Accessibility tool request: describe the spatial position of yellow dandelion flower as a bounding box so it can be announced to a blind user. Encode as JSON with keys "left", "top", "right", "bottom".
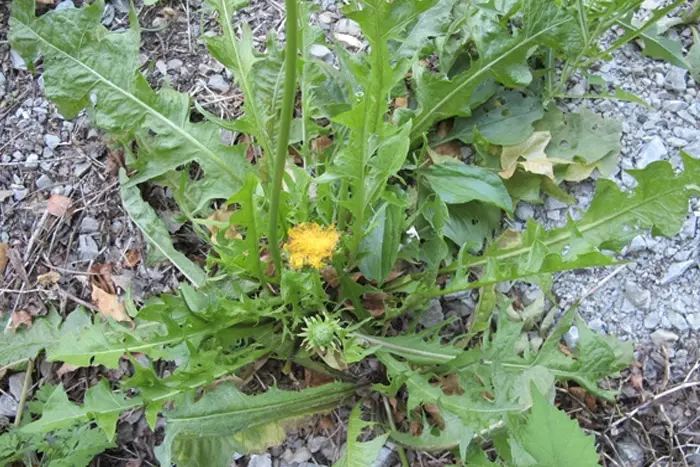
{"left": 284, "top": 223, "right": 340, "bottom": 269}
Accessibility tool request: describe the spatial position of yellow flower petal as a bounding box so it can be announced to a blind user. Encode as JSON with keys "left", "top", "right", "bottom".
{"left": 283, "top": 223, "right": 339, "bottom": 270}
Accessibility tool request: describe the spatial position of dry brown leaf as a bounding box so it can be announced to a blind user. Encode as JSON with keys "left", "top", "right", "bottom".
{"left": 423, "top": 403, "right": 444, "bottom": 428}
{"left": 37, "top": 271, "right": 61, "bottom": 286}
{"left": 0, "top": 243, "right": 8, "bottom": 274}
{"left": 36, "top": 0, "right": 54, "bottom": 4}
{"left": 321, "top": 265, "right": 339, "bottom": 288}
{"left": 311, "top": 136, "right": 333, "bottom": 155}
{"left": 92, "top": 284, "right": 133, "bottom": 325}
{"left": 56, "top": 363, "right": 79, "bottom": 377}
{"left": 629, "top": 366, "right": 644, "bottom": 392}
{"left": 304, "top": 368, "right": 335, "bottom": 388}
{"left": 10, "top": 311, "right": 33, "bottom": 331}
{"left": 435, "top": 119, "right": 454, "bottom": 139}
{"left": 362, "top": 292, "right": 389, "bottom": 318}
{"left": 393, "top": 97, "right": 408, "bottom": 109}
{"left": 318, "top": 414, "right": 335, "bottom": 430}
{"left": 107, "top": 148, "right": 125, "bottom": 175}
{"left": 47, "top": 194, "right": 72, "bottom": 217}
{"left": 432, "top": 141, "right": 462, "bottom": 158}
{"left": 90, "top": 263, "right": 116, "bottom": 294}
{"left": 123, "top": 249, "right": 142, "bottom": 268}
{"left": 206, "top": 208, "right": 240, "bottom": 243}
{"left": 410, "top": 420, "right": 422, "bottom": 436}
{"left": 437, "top": 374, "right": 464, "bottom": 396}
{"left": 500, "top": 131, "right": 554, "bottom": 180}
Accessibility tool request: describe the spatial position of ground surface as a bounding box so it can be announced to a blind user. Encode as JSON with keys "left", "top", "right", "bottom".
{"left": 1, "top": 0, "right": 699, "bottom": 466}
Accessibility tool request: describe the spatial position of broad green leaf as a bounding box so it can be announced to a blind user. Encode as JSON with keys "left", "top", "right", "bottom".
{"left": 358, "top": 202, "right": 403, "bottom": 284}
{"left": 422, "top": 160, "right": 513, "bottom": 212}
{"left": 443, "top": 202, "right": 502, "bottom": 252}
{"left": 617, "top": 14, "right": 690, "bottom": 69}
{"left": 9, "top": 0, "right": 248, "bottom": 192}
{"left": 439, "top": 153, "right": 700, "bottom": 295}
{"left": 511, "top": 387, "right": 599, "bottom": 466}
{"left": 158, "top": 382, "right": 356, "bottom": 466}
{"left": 448, "top": 90, "right": 544, "bottom": 146}
{"left": 352, "top": 333, "right": 461, "bottom": 365}
{"left": 390, "top": 411, "right": 467, "bottom": 453}
{"left": 388, "top": 0, "right": 454, "bottom": 60}
{"left": 689, "top": 27, "right": 700, "bottom": 81}
{"left": 121, "top": 173, "right": 208, "bottom": 287}
{"left": 334, "top": 406, "right": 389, "bottom": 467}
{"left": 0, "top": 309, "right": 90, "bottom": 367}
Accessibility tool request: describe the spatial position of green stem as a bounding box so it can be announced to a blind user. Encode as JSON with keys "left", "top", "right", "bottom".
{"left": 14, "top": 358, "right": 34, "bottom": 427}
{"left": 268, "top": 0, "right": 299, "bottom": 281}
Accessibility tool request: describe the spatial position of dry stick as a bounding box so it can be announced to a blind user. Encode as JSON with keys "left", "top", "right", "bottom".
{"left": 609, "top": 380, "right": 700, "bottom": 430}
{"left": 382, "top": 396, "right": 410, "bottom": 467}
{"left": 576, "top": 264, "right": 628, "bottom": 305}
{"left": 14, "top": 358, "right": 34, "bottom": 427}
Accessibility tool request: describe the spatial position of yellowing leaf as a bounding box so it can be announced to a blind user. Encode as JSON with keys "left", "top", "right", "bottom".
{"left": 37, "top": 271, "right": 61, "bottom": 285}
{"left": 91, "top": 285, "right": 133, "bottom": 325}
{"left": 0, "top": 243, "right": 8, "bottom": 274}
{"left": 500, "top": 131, "right": 553, "bottom": 179}
{"left": 47, "top": 194, "right": 72, "bottom": 217}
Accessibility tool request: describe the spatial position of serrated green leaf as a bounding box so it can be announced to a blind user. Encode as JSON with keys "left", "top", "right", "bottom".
{"left": 388, "top": 0, "right": 454, "bottom": 60}
{"left": 512, "top": 387, "right": 599, "bottom": 467}
{"left": 334, "top": 405, "right": 389, "bottom": 467}
{"left": 443, "top": 202, "right": 502, "bottom": 252}
{"left": 422, "top": 160, "right": 513, "bottom": 212}
{"left": 9, "top": 0, "right": 248, "bottom": 192}
{"left": 353, "top": 333, "right": 461, "bottom": 365}
{"left": 689, "top": 27, "right": 700, "bottom": 81}
{"left": 617, "top": 14, "right": 690, "bottom": 69}
{"left": 358, "top": 202, "right": 403, "bottom": 284}
{"left": 390, "top": 411, "right": 467, "bottom": 453}
{"left": 447, "top": 90, "right": 544, "bottom": 146}
{"left": 159, "top": 382, "right": 356, "bottom": 466}
{"left": 120, "top": 173, "right": 208, "bottom": 287}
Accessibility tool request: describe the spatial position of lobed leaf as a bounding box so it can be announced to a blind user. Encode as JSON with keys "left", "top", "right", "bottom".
{"left": 334, "top": 406, "right": 389, "bottom": 467}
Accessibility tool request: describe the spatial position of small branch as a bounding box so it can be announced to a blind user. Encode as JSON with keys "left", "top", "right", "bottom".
{"left": 382, "top": 396, "right": 410, "bottom": 467}
{"left": 14, "top": 358, "right": 34, "bottom": 428}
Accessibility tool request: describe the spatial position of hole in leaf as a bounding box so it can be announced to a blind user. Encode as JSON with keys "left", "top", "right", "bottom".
{"left": 501, "top": 109, "right": 512, "bottom": 117}
{"left": 559, "top": 140, "right": 570, "bottom": 149}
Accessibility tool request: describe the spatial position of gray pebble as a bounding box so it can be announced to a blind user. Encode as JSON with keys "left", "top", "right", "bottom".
{"left": 661, "top": 100, "right": 687, "bottom": 112}
{"left": 515, "top": 202, "right": 535, "bottom": 221}
{"left": 667, "top": 310, "right": 688, "bottom": 332}
{"left": 100, "top": 3, "right": 115, "bottom": 26}
{"left": 24, "top": 153, "right": 39, "bottom": 170}
{"left": 419, "top": 299, "right": 444, "bottom": 328}
{"left": 650, "top": 329, "right": 679, "bottom": 347}
{"left": 643, "top": 312, "right": 661, "bottom": 329}
{"left": 564, "top": 326, "right": 579, "bottom": 350}
{"left": 615, "top": 437, "right": 645, "bottom": 467}
{"left": 167, "top": 58, "right": 183, "bottom": 71}
{"left": 74, "top": 162, "right": 91, "bottom": 177}
{"left": 664, "top": 66, "right": 688, "bottom": 92}
{"left": 207, "top": 74, "right": 230, "bottom": 93}
{"left": 44, "top": 134, "right": 61, "bottom": 150}
{"left": 308, "top": 435, "right": 330, "bottom": 453}
{"left": 11, "top": 50, "right": 26, "bottom": 70}
{"left": 686, "top": 314, "right": 700, "bottom": 332}
{"left": 288, "top": 447, "right": 311, "bottom": 464}
{"left": 0, "top": 395, "right": 18, "bottom": 418}
{"left": 310, "top": 44, "right": 333, "bottom": 61}
{"left": 78, "top": 235, "right": 99, "bottom": 260}
{"left": 13, "top": 187, "right": 28, "bottom": 202}
{"left": 660, "top": 259, "right": 696, "bottom": 284}
{"left": 635, "top": 136, "right": 666, "bottom": 168}
{"left": 335, "top": 18, "right": 361, "bottom": 36}
{"left": 624, "top": 280, "right": 651, "bottom": 311}
{"left": 56, "top": 0, "right": 75, "bottom": 9}
{"left": 248, "top": 454, "right": 272, "bottom": 467}
{"left": 80, "top": 216, "right": 100, "bottom": 233}
{"left": 35, "top": 174, "right": 53, "bottom": 191}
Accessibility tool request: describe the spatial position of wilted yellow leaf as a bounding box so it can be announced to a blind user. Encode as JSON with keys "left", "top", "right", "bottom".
{"left": 500, "top": 131, "right": 554, "bottom": 180}
{"left": 92, "top": 284, "right": 133, "bottom": 325}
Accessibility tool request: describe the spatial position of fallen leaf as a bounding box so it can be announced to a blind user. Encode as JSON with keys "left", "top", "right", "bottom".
{"left": 56, "top": 363, "right": 79, "bottom": 377}
{"left": 36, "top": 0, "right": 54, "bottom": 4}
{"left": 437, "top": 374, "right": 464, "bottom": 396}
{"left": 206, "top": 208, "right": 240, "bottom": 243}
{"left": 423, "top": 403, "right": 444, "bottom": 428}
{"left": 321, "top": 265, "right": 339, "bottom": 288}
{"left": 410, "top": 420, "right": 423, "bottom": 436}
{"left": 629, "top": 366, "right": 644, "bottom": 392}
{"left": 436, "top": 119, "right": 453, "bottom": 139}
{"left": 47, "top": 194, "right": 72, "bottom": 217}
{"left": 362, "top": 292, "right": 389, "bottom": 318}
{"left": 92, "top": 284, "right": 133, "bottom": 325}
{"left": 10, "top": 311, "right": 33, "bottom": 331}
{"left": 569, "top": 387, "right": 597, "bottom": 410}
{"left": 304, "top": 368, "right": 335, "bottom": 388}
{"left": 318, "top": 414, "right": 335, "bottom": 430}
{"left": 393, "top": 97, "right": 408, "bottom": 109}
{"left": 432, "top": 141, "right": 462, "bottom": 158}
{"left": 0, "top": 190, "right": 12, "bottom": 203}
{"left": 311, "top": 136, "right": 333, "bottom": 155}
{"left": 37, "top": 271, "right": 61, "bottom": 286}
{"left": 107, "top": 148, "right": 125, "bottom": 175}
{"left": 500, "top": 131, "right": 554, "bottom": 179}
{"left": 0, "top": 243, "right": 8, "bottom": 274}
{"left": 90, "top": 263, "right": 116, "bottom": 294}
{"left": 123, "top": 249, "right": 142, "bottom": 268}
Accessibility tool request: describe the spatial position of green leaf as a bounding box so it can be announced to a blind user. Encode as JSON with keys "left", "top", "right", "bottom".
{"left": 159, "top": 382, "right": 356, "bottom": 466}
{"left": 9, "top": 0, "right": 248, "bottom": 191}
{"left": 120, "top": 172, "right": 208, "bottom": 287}
{"left": 352, "top": 333, "right": 461, "bottom": 365}
{"left": 448, "top": 90, "right": 544, "bottom": 146}
{"left": 334, "top": 405, "right": 389, "bottom": 467}
{"left": 443, "top": 202, "right": 502, "bottom": 251}
{"left": 617, "top": 14, "right": 690, "bottom": 69}
{"left": 0, "top": 309, "right": 90, "bottom": 367}
{"left": 390, "top": 411, "right": 467, "bottom": 453}
{"left": 689, "top": 27, "right": 700, "bottom": 81}
{"left": 511, "top": 387, "right": 599, "bottom": 467}
{"left": 358, "top": 202, "right": 403, "bottom": 284}
{"left": 388, "top": 0, "right": 454, "bottom": 60}
{"left": 422, "top": 160, "right": 513, "bottom": 212}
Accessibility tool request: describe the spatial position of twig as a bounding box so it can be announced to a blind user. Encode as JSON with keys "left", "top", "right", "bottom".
{"left": 609, "top": 381, "right": 700, "bottom": 430}
{"left": 382, "top": 396, "right": 410, "bottom": 467}
{"left": 0, "top": 358, "right": 30, "bottom": 375}
{"left": 576, "top": 264, "right": 628, "bottom": 304}
{"left": 14, "top": 358, "right": 34, "bottom": 427}
{"left": 57, "top": 288, "right": 99, "bottom": 312}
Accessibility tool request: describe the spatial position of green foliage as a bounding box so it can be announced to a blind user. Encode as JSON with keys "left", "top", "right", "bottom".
{"left": 7, "top": 0, "right": 697, "bottom": 465}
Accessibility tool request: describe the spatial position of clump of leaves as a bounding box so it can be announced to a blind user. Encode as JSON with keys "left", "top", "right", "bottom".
{"left": 5, "top": 0, "right": 700, "bottom": 465}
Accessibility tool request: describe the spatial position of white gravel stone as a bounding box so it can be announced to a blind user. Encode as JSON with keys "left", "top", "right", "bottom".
{"left": 310, "top": 44, "right": 333, "bottom": 61}
{"left": 665, "top": 67, "right": 688, "bottom": 92}
{"left": 636, "top": 136, "right": 666, "bottom": 168}
{"left": 660, "top": 260, "right": 696, "bottom": 285}
{"left": 207, "top": 74, "right": 230, "bottom": 93}
{"left": 651, "top": 329, "right": 679, "bottom": 347}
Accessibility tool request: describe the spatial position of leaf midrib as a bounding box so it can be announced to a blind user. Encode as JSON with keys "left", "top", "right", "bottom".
{"left": 17, "top": 17, "right": 243, "bottom": 185}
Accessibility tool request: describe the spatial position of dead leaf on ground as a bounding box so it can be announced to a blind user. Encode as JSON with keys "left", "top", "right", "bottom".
{"left": 37, "top": 271, "right": 61, "bottom": 286}
{"left": 206, "top": 208, "right": 240, "bottom": 243}
{"left": 569, "top": 386, "right": 597, "bottom": 410}
{"left": 304, "top": 368, "right": 335, "bottom": 388}
{"left": 393, "top": 97, "right": 408, "bottom": 109}
{"left": 318, "top": 414, "right": 335, "bottom": 430}
{"left": 435, "top": 119, "right": 454, "bottom": 139}
{"left": 92, "top": 284, "right": 133, "bottom": 325}
{"left": 436, "top": 374, "right": 464, "bottom": 396}
{"left": 0, "top": 243, "right": 8, "bottom": 274}
{"left": 10, "top": 311, "right": 33, "bottom": 331}
{"left": 47, "top": 194, "right": 72, "bottom": 217}
{"left": 432, "top": 140, "right": 462, "bottom": 158}
{"left": 311, "top": 136, "right": 333, "bottom": 156}
{"left": 321, "top": 265, "right": 339, "bottom": 288}
{"left": 362, "top": 292, "right": 390, "bottom": 318}
{"left": 423, "top": 403, "right": 444, "bottom": 428}
{"left": 90, "top": 263, "right": 116, "bottom": 294}
{"left": 56, "top": 363, "right": 79, "bottom": 377}
{"left": 410, "top": 420, "right": 422, "bottom": 436}
{"left": 500, "top": 131, "right": 554, "bottom": 180}
{"left": 123, "top": 249, "right": 142, "bottom": 268}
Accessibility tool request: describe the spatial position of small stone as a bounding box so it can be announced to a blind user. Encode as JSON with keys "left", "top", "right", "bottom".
{"left": 36, "top": 174, "right": 53, "bottom": 191}
{"left": 374, "top": 444, "right": 397, "bottom": 467}
{"left": 624, "top": 280, "right": 651, "bottom": 311}
{"left": 665, "top": 67, "right": 688, "bottom": 92}
{"left": 11, "top": 50, "right": 26, "bottom": 70}
{"left": 288, "top": 447, "right": 312, "bottom": 464}
{"left": 55, "top": 0, "right": 75, "bottom": 9}
{"left": 207, "top": 74, "right": 230, "bottom": 93}
{"left": 80, "top": 216, "right": 100, "bottom": 233}
{"left": 248, "top": 454, "right": 272, "bottom": 467}
{"left": 643, "top": 312, "right": 661, "bottom": 329}
{"left": 110, "top": 220, "right": 123, "bottom": 234}
{"left": 627, "top": 235, "right": 647, "bottom": 253}
{"left": 564, "top": 326, "right": 579, "bottom": 350}
{"left": 155, "top": 60, "right": 167, "bottom": 76}
{"left": 674, "top": 127, "right": 700, "bottom": 141}
{"left": 78, "top": 235, "right": 99, "bottom": 260}
{"left": 660, "top": 259, "right": 696, "bottom": 284}
{"left": 615, "top": 437, "right": 645, "bottom": 467}
{"left": 588, "top": 318, "right": 606, "bottom": 334}
{"left": 44, "top": 134, "right": 61, "bottom": 149}
{"left": 522, "top": 288, "right": 542, "bottom": 307}
{"left": 24, "top": 153, "right": 40, "bottom": 170}
{"left": 544, "top": 196, "right": 568, "bottom": 210}
{"left": 667, "top": 136, "right": 688, "bottom": 148}
{"left": 419, "top": 299, "right": 444, "bottom": 328}
{"left": 310, "top": 44, "right": 333, "bottom": 61}
{"left": 167, "top": 58, "right": 184, "bottom": 71}
{"left": 317, "top": 12, "right": 334, "bottom": 25}
{"left": 74, "top": 162, "right": 91, "bottom": 177}
{"left": 308, "top": 435, "right": 330, "bottom": 453}
{"left": 662, "top": 100, "right": 688, "bottom": 112}
{"left": 0, "top": 395, "right": 18, "bottom": 417}
{"left": 335, "top": 18, "right": 361, "bottom": 36}
{"left": 686, "top": 314, "right": 700, "bottom": 332}
{"left": 334, "top": 32, "right": 364, "bottom": 49}
{"left": 100, "top": 3, "right": 115, "bottom": 26}
{"left": 651, "top": 329, "right": 679, "bottom": 347}
{"left": 13, "top": 187, "right": 28, "bottom": 202}
{"left": 667, "top": 311, "right": 688, "bottom": 332}
{"left": 636, "top": 136, "right": 666, "bottom": 168}
{"left": 515, "top": 202, "right": 535, "bottom": 221}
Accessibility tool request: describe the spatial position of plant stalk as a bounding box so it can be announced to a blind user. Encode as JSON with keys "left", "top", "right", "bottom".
{"left": 14, "top": 358, "right": 34, "bottom": 427}
{"left": 268, "top": 0, "right": 299, "bottom": 281}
